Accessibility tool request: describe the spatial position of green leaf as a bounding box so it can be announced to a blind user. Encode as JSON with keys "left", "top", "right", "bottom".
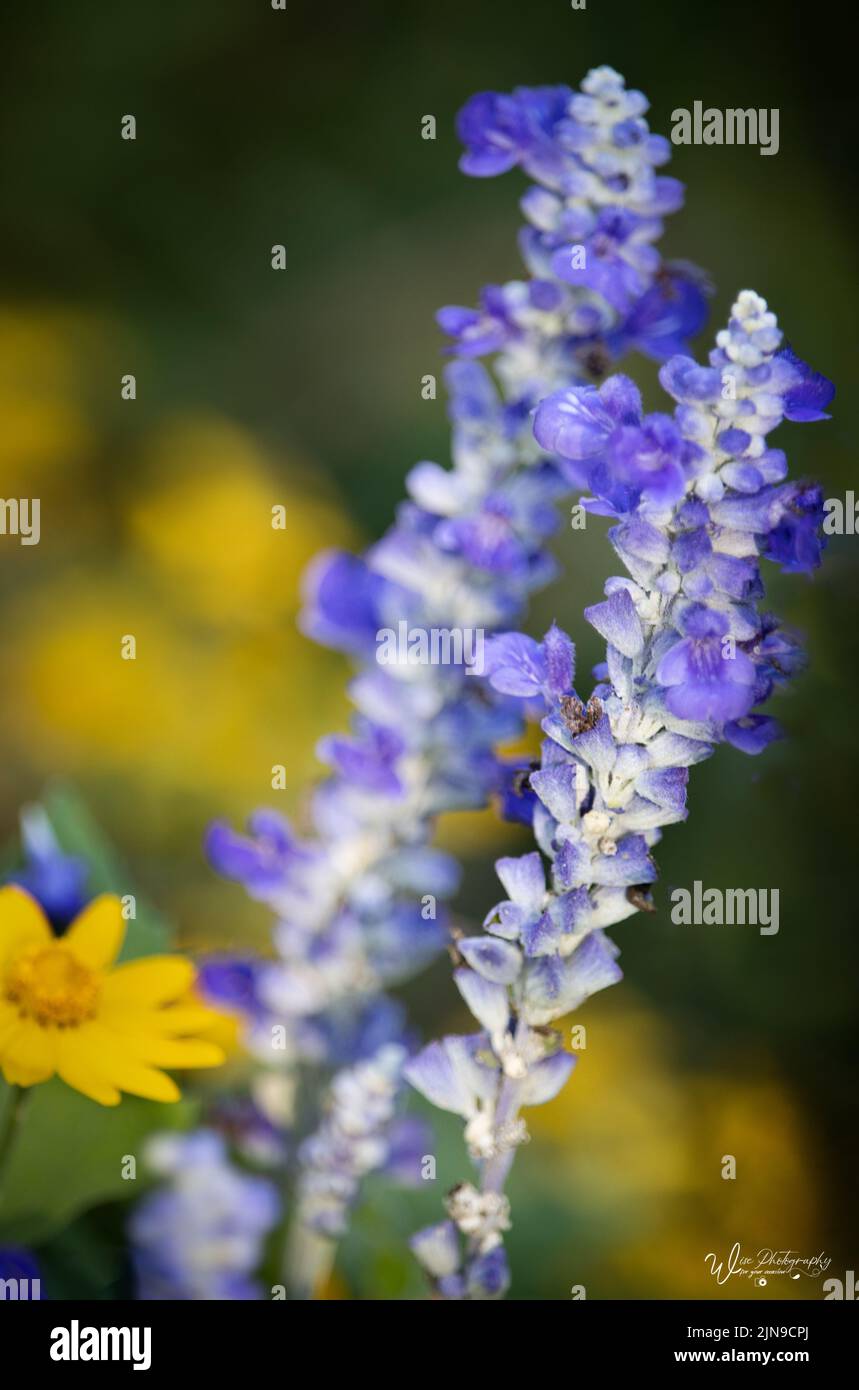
{"left": 40, "top": 780, "right": 172, "bottom": 961}
{"left": 0, "top": 1078, "right": 197, "bottom": 1245}
{"left": 34, "top": 1208, "right": 134, "bottom": 1301}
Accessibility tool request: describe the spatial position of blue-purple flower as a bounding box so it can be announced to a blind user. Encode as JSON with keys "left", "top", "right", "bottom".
{"left": 197, "top": 66, "right": 711, "bottom": 1296}
{"left": 407, "top": 290, "right": 831, "bottom": 1298}
{"left": 656, "top": 605, "right": 757, "bottom": 723}
{"left": 5, "top": 807, "right": 88, "bottom": 932}
{"left": 130, "top": 1132, "right": 280, "bottom": 1301}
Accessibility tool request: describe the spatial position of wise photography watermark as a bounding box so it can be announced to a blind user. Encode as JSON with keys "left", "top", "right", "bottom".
{"left": 376, "top": 622, "right": 485, "bottom": 674}
{"left": 704, "top": 1241, "right": 830, "bottom": 1288}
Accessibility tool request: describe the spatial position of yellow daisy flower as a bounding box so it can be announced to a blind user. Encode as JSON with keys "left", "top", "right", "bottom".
{"left": 0, "top": 886, "right": 226, "bottom": 1106}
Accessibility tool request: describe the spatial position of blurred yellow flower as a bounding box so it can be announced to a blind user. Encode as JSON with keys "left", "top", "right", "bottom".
{"left": 128, "top": 416, "right": 360, "bottom": 627}
{"left": 0, "top": 309, "right": 104, "bottom": 492}
{"left": 0, "top": 887, "right": 225, "bottom": 1106}
{"left": 525, "top": 992, "right": 819, "bottom": 1298}
{"left": 2, "top": 574, "right": 350, "bottom": 822}
{"left": 1, "top": 405, "right": 362, "bottom": 866}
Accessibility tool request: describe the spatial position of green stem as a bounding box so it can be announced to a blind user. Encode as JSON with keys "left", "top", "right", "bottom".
{"left": 0, "top": 1085, "right": 27, "bottom": 1195}
{"left": 284, "top": 1213, "right": 336, "bottom": 1299}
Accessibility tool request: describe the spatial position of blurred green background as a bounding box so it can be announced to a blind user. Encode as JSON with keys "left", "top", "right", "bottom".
{"left": 0, "top": 0, "right": 856, "bottom": 1298}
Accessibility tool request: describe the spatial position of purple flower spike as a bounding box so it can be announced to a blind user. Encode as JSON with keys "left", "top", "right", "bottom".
{"left": 585, "top": 587, "right": 644, "bottom": 658}
{"left": 595, "top": 413, "right": 688, "bottom": 513}
{"left": 534, "top": 376, "right": 642, "bottom": 461}
{"left": 657, "top": 631, "right": 757, "bottom": 725}
{"left": 301, "top": 551, "right": 390, "bottom": 655}
{"left": 483, "top": 625, "right": 575, "bottom": 702}
{"left": 409, "top": 256, "right": 829, "bottom": 1307}
{"left": 764, "top": 481, "right": 827, "bottom": 573}
{"left": 617, "top": 263, "right": 711, "bottom": 361}
{"left": 456, "top": 86, "right": 572, "bottom": 179}
{"left": 724, "top": 714, "right": 784, "bottom": 755}
{"left": 777, "top": 345, "right": 835, "bottom": 422}
{"left": 659, "top": 355, "right": 722, "bottom": 403}
{"left": 205, "top": 809, "right": 301, "bottom": 899}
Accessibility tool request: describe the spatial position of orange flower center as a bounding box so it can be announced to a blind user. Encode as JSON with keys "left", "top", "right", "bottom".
{"left": 5, "top": 945, "right": 101, "bottom": 1027}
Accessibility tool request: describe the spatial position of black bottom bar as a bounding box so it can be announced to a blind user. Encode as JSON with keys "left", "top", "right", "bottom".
{"left": 4, "top": 1296, "right": 852, "bottom": 1375}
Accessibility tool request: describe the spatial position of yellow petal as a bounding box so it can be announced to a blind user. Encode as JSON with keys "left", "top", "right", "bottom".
{"left": 100, "top": 1058, "right": 180, "bottom": 1103}
{"left": 106, "top": 1059, "right": 181, "bottom": 1103}
{"left": 0, "top": 998, "right": 22, "bottom": 1049}
{"left": 64, "top": 895, "right": 125, "bottom": 970}
{"left": 0, "top": 1016, "right": 56, "bottom": 1080}
{"left": 2, "top": 1058, "right": 51, "bottom": 1088}
{"left": 123, "top": 1036, "right": 226, "bottom": 1069}
{"left": 0, "top": 886, "right": 52, "bottom": 969}
{"left": 101, "top": 1004, "right": 225, "bottom": 1035}
{"left": 63, "top": 1023, "right": 181, "bottom": 1103}
{"left": 55, "top": 1029, "right": 121, "bottom": 1106}
{"left": 102, "top": 956, "right": 196, "bottom": 1006}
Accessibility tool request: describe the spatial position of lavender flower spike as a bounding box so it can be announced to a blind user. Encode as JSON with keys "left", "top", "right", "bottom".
{"left": 407, "top": 291, "right": 832, "bottom": 1298}
{"left": 204, "top": 67, "right": 705, "bottom": 1291}
{"left": 288, "top": 1042, "right": 430, "bottom": 1295}
{"left": 130, "top": 1132, "right": 280, "bottom": 1301}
